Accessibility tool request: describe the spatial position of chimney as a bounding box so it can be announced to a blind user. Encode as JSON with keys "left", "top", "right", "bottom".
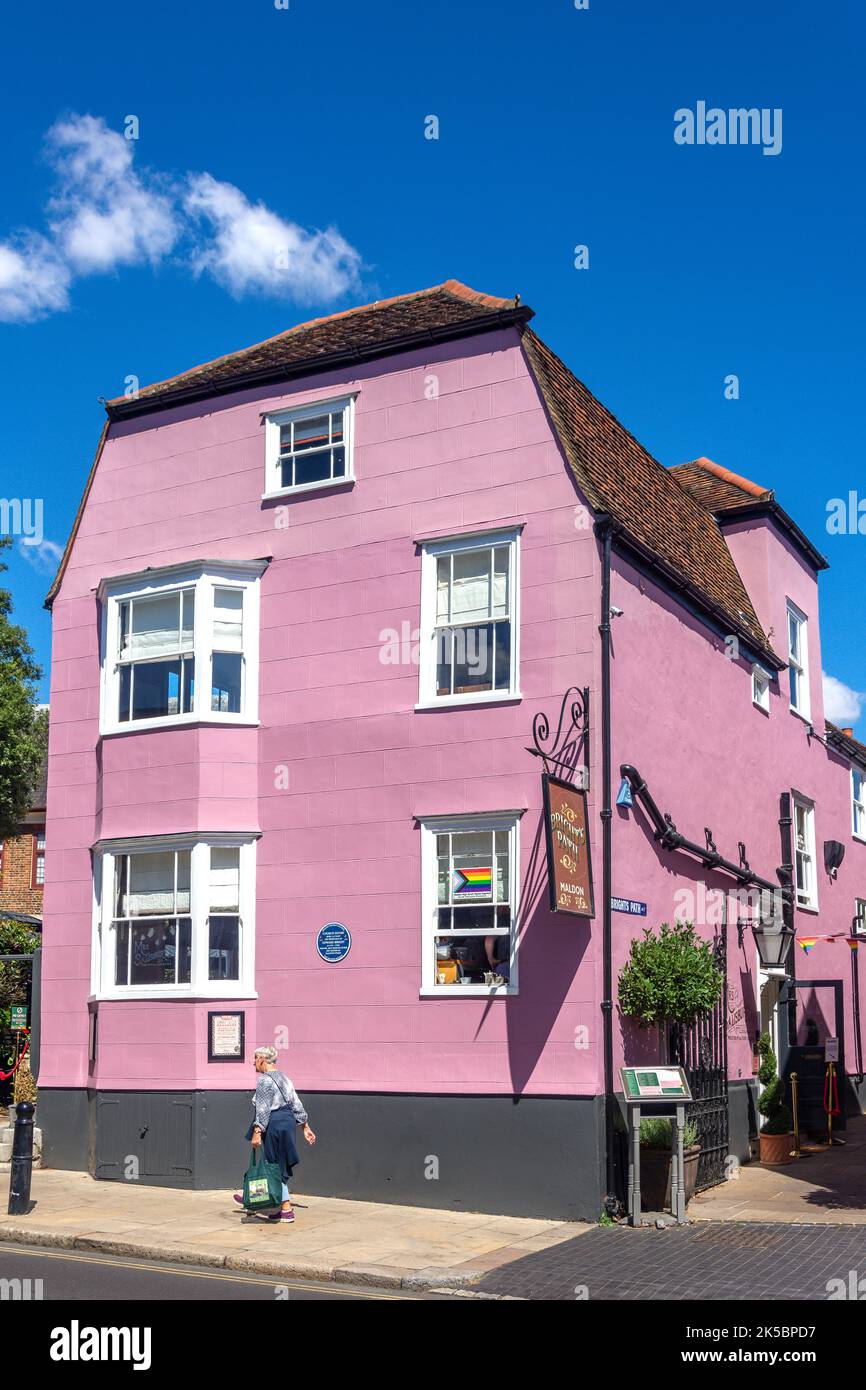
{"left": 842, "top": 727, "right": 854, "bottom": 738}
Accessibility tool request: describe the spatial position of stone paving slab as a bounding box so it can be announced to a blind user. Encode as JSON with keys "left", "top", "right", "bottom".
{"left": 0, "top": 1168, "right": 582, "bottom": 1291}
{"left": 476, "top": 1222, "right": 866, "bottom": 1301}
{"left": 690, "top": 1115, "right": 866, "bottom": 1223}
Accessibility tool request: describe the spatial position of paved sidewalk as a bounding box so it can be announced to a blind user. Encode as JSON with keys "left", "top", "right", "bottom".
{"left": 0, "top": 1169, "right": 585, "bottom": 1292}
{"left": 476, "top": 1222, "right": 866, "bottom": 1300}
{"left": 690, "top": 1115, "right": 866, "bottom": 1224}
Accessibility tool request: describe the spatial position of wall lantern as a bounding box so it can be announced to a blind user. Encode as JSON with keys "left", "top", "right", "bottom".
{"left": 752, "top": 918, "right": 795, "bottom": 972}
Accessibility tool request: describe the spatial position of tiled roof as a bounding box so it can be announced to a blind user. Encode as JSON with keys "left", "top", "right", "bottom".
{"left": 670, "top": 456, "right": 828, "bottom": 573}
{"left": 48, "top": 282, "right": 785, "bottom": 663}
{"left": 105, "top": 280, "right": 530, "bottom": 417}
{"left": 519, "top": 330, "right": 776, "bottom": 661}
{"left": 826, "top": 722, "right": 866, "bottom": 768}
{"left": 670, "top": 457, "right": 773, "bottom": 512}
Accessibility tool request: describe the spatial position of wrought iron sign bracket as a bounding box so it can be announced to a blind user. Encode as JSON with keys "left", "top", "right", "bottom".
{"left": 526, "top": 685, "right": 590, "bottom": 787}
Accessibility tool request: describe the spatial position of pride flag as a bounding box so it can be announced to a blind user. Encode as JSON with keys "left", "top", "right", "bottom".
{"left": 797, "top": 937, "right": 818, "bottom": 954}
{"left": 453, "top": 866, "right": 493, "bottom": 898}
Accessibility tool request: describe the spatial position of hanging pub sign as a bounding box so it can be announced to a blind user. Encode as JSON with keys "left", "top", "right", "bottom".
{"left": 542, "top": 773, "right": 595, "bottom": 918}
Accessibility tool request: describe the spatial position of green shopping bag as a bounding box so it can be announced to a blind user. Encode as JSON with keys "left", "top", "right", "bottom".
{"left": 242, "top": 1147, "right": 283, "bottom": 1212}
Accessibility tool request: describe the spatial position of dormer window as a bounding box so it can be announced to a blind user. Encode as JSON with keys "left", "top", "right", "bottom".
{"left": 752, "top": 664, "right": 770, "bottom": 713}
{"left": 264, "top": 395, "right": 355, "bottom": 499}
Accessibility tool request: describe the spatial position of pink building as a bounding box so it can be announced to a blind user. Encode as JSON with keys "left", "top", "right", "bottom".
{"left": 38, "top": 281, "right": 866, "bottom": 1218}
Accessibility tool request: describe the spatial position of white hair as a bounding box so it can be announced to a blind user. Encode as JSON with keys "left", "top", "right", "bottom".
{"left": 254, "top": 1045, "right": 278, "bottom": 1065}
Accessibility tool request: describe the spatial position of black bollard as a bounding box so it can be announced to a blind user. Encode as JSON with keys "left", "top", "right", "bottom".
{"left": 7, "top": 1101, "right": 35, "bottom": 1216}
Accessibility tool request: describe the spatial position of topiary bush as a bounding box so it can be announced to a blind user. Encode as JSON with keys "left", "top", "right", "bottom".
{"left": 756, "top": 1031, "right": 793, "bottom": 1134}
{"left": 618, "top": 920, "right": 723, "bottom": 1028}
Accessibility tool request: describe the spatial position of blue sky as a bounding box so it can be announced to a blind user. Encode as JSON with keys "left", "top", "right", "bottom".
{"left": 1, "top": 0, "right": 864, "bottom": 725}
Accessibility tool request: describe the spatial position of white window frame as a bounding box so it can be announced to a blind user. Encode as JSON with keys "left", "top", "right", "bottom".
{"left": 852, "top": 769, "right": 866, "bottom": 842}
{"left": 99, "top": 560, "right": 266, "bottom": 736}
{"left": 417, "top": 528, "right": 521, "bottom": 709}
{"left": 419, "top": 811, "right": 521, "bottom": 997}
{"left": 92, "top": 832, "right": 257, "bottom": 1000}
{"left": 263, "top": 393, "right": 356, "bottom": 500}
{"left": 855, "top": 898, "right": 866, "bottom": 937}
{"left": 786, "top": 600, "right": 810, "bottom": 720}
{"left": 792, "top": 794, "right": 818, "bottom": 911}
{"left": 752, "top": 663, "right": 771, "bottom": 713}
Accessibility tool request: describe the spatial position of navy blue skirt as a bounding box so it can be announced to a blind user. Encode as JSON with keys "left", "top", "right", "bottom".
{"left": 245, "top": 1106, "right": 301, "bottom": 1182}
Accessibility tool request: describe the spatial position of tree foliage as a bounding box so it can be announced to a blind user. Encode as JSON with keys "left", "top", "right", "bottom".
{"left": 0, "top": 537, "right": 43, "bottom": 841}
{"left": 0, "top": 917, "right": 40, "bottom": 1028}
{"left": 618, "top": 920, "right": 723, "bottom": 1027}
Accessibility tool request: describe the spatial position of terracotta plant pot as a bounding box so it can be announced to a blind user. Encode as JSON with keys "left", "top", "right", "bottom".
{"left": 759, "top": 1130, "right": 793, "bottom": 1165}
{"left": 639, "top": 1144, "right": 701, "bottom": 1212}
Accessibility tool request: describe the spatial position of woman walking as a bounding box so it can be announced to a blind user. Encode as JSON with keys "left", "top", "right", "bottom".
{"left": 236, "top": 1046, "right": 316, "bottom": 1222}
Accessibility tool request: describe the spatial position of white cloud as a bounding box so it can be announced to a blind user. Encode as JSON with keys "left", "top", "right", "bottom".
{"left": 46, "top": 114, "right": 179, "bottom": 275}
{"left": 184, "top": 173, "right": 361, "bottom": 302}
{"left": 19, "top": 538, "right": 64, "bottom": 573}
{"left": 0, "top": 114, "right": 362, "bottom": 322}
{"left": 823, "top": 671, "right": 864, "bottom": 725}
{"left": 0, "top": 234, "right": 70, "bottom": 322}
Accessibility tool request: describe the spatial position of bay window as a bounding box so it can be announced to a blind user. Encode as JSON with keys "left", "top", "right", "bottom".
{"left": 420, "top": 812, "right": 521, "bottom": 995}
{"left": 419, "top": 529, "right": 520, "bottom": 707}
{"left": 94, "top": 834, "right": 256, "bottom": 998}
{"left": 99, "top": 560, "right": 265, "bottom": 734}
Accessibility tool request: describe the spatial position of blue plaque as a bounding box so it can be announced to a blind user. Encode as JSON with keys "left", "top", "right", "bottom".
{"left": 316, "top": 922, "right": 352, "bottom": 963}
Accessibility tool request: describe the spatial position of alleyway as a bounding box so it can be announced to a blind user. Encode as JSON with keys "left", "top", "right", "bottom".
{"left": 690, "top": 1115, "right": 866, "bottom": 1224}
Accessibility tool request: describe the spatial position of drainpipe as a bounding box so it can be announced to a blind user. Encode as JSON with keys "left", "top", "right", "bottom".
{"left": 596, "top": 516, "right": 617, "bottom": 1215}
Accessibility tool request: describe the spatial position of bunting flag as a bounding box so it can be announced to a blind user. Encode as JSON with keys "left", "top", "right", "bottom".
{"left": 797, "top": 932, "right": 862, "bottom": 950}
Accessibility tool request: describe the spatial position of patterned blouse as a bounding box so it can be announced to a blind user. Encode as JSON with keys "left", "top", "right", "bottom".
{"left": 253, "top": 1069, "right": 308, "bottom": 1134}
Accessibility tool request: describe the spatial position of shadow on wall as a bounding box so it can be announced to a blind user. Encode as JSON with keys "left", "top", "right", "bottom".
{"left": 473, "top": 801, "right": 591, "bottom": 1099}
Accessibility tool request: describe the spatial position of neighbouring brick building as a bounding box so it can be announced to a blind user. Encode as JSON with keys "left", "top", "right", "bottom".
{"left": 0, "top": 761, "right": 47, "bottom": 921}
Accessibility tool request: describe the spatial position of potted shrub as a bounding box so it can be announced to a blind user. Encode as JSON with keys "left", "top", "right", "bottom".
{"left": 639, "top": 1116, "right": 700, "bottom": 1211}
{"left": 756, "top": 1032, "right": 793, "bottom": 1164}
{"left": 618, "top": 920, "right": 724, "bottom": 1054}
